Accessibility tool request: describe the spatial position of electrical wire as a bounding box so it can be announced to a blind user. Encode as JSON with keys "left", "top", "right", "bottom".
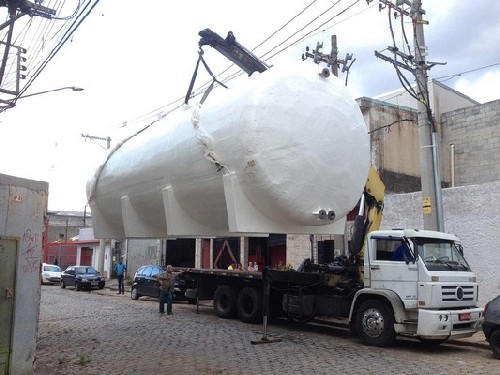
{"left": 194, "top": 0, "right": 363, "bottom": 100}
{"left": 15, "top": 0, "right": 100, "bottom": 99}
{"left": 0, "top": 0, "right": 93, "bottom": 107}
{"left": 435, "top": 62, "right": 500, "bottom": 83}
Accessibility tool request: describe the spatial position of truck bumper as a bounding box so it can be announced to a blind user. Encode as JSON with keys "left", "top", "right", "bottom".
{"left": 417, "top": 307, "right": 484, "bottom": 339}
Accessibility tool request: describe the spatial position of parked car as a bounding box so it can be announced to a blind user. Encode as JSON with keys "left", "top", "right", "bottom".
{"left": 41, "top": 263, "right": 62, "bottom": 284}
{"left": 483, "top": 295, "right": 500, "bottom": 359}
{"left": 131, "top": 265, "right": 195, "bottom": 303}
{"left": 60, "top": 266, "right": 105, "bottom": 291}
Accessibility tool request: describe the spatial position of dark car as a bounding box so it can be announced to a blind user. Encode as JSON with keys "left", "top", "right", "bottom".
{"left": 483, "top": 295, "right": 500, "bottom": 359}
{"left": 60, "top": 266, "right": 106, "bottom": 291}
{"left": 131, "top": 265, "right": 195, "bottom": 303}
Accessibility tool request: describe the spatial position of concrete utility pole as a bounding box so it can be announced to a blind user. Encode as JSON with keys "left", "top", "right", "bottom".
{"left": 301, "top": 36, "right": 354, "bottom": 79}
{"left": 330, "top": 35, "right": 338, "bottom": 77}
{"left": 81, "top": 133, "right": 111, "bottom": 149}
{"left": 412, "top": 0, "right": 444, "bottom": 231}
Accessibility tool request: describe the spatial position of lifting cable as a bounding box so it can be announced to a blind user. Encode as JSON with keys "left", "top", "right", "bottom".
{"left": 184, "top": 48, "right": 228, "bottom": 105}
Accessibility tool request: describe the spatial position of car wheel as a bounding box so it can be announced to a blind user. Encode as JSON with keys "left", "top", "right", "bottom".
{"left": 213, "top": 285, "right": 237, "bottom": 319}
{"left": 75, "top": 281, "right": 81, "bottom": 291}
{"left": 236, "top": 287, "right": 262, "bottom": 323}
{"left": 60, "top": 280, "right": 66, "bottom": 289}
{"left": 187, "top": 297, "right": 197, "bottom": 305}
{"left": 489, "top": 329, "right": 500, "bottom": 359}
{"left": 356, "top": 299, "right": 396, "bottom": 347}
{"left": 131, "top": 286, "right": 140, "bottom": 300}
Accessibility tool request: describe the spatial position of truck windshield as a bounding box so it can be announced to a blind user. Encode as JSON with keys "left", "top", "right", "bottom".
{"left": 416, "top": 238, "right": 471, "bottom": 271}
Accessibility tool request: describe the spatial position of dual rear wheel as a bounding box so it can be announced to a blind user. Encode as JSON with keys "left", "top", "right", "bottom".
{"left": 213, "top": 286, "right": 262, "bottom": 323}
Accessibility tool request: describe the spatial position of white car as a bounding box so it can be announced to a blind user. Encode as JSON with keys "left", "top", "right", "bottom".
{"left": 41, "top": 263, "right": 62, "bottom": 284}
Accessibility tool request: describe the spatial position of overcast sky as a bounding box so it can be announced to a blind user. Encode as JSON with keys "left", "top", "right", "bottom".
{"left": 0, "top": 0, "right": 498, "bottom": 211}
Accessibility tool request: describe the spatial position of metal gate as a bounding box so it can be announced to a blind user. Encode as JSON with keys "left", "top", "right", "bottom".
{"left": 0, "top": 237, "right": 17, "bottom": 374}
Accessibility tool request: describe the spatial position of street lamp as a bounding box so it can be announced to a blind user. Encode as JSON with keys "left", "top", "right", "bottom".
{"left": 0, "top": 86, "right": 84, "bottom": 112}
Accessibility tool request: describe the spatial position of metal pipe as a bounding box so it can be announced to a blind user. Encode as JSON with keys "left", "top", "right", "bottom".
{"left": 450, "top": 144, "right": 455, "bottom": 188}
{"left": 431, "top": 132, "right": 445, "bottom": 231}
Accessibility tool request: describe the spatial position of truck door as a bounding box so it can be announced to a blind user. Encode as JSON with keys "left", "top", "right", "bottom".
{"left": 366, "top": 236, "right": 418, "bottom": 309}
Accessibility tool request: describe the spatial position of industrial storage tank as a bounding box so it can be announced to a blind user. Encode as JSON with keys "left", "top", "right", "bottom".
{"left": 87, "top": 62, "right": 370, "bottom": 239}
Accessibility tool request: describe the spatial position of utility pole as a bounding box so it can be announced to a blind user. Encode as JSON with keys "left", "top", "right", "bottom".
{"left": 81, "top": 133, "right": 111, "bottom": 150}
{"left": 330, "top": 35, "right": 338, "bottom": 77}
{"left": 374, "top": 0, "right": 445, "bottom": 231}
{"left": 301, "top": 36, "right": 354, "bottom": 79}
{"left": 412, "top": 0, "right": 444, "bottom": 231}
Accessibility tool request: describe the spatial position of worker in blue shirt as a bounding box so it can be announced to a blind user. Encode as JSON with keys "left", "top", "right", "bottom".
{"left": 392, "top": 243, "right": 413, "bottom": 262}
{"left": 115, "top": 258, "right": 127, "bottom": 295}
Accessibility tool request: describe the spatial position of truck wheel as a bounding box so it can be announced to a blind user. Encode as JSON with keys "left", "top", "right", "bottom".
{"left": 236, "top": 287, "right": 262, "bottom": 323}
{"left": 213, "top": 285, "right": 237, "bottom": 319}
{"left": 489, "top": 329, "right": 500, "bottom": 359}
{"left": 356, "top": 299, "right": 396, "bottom": 347}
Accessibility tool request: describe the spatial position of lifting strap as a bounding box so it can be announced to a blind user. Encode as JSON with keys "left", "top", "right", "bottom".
{"left": 184, "top": 48, "right": 227, "bottom": 105}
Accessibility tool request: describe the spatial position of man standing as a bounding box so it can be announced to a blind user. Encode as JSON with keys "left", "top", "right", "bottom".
{"left": 157, "top": 265, "right": 175, "bottom": 315}
{"left": 115, "top": 258, "right": 127, "bottom": 295}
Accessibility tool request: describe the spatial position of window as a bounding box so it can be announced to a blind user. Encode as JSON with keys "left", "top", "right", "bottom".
{"left": 151, "top": 266, "right": 163, "bottom": 277}
{"left": 373, "top": 238, "right": 401, "bottom": 261}
{"left": 142, "top": 266, "right": 153, "bottom": 277}
{"left": 373, "top": 237, "right": 413, "bottom": 262}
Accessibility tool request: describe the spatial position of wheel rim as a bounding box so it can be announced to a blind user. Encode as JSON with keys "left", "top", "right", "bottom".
{"left": 362, "top": 307, "right": 385, "bottom": 338}
{"left": 219, "top": 294, "right": 229, "bottom": 309}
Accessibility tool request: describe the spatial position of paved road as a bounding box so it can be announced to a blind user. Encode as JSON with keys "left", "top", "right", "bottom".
{"left": 35, "top": 285, "right": 497, "bottom": 375}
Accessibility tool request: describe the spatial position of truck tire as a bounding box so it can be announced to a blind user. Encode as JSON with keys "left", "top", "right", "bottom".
{"left": 213, "top": 285, "right": 237, "bottom": 319}
{"left": 236, "top": 287, "right": 262, "bottom": 323}
{"left": 489, "top": 329, "right": 500, "bottom": 359}
{"left": 356, "top": 299, "right": 396, "bottom": 347}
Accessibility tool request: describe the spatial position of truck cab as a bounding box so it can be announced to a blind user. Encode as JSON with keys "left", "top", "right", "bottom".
{"left": 353, "top": 229, "right": 483, "bottom": 346}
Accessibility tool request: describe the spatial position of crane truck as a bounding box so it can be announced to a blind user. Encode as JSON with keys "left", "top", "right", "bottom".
{"left": 180, "top": 167, "right": 483, "bottom": 347}
{"left": 86, "top": 29, "right": 483, "bottom": 347}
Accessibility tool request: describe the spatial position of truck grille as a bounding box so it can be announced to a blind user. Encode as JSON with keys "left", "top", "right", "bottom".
{"left": 441, "top": 285, "right": 475, "bottom": 302}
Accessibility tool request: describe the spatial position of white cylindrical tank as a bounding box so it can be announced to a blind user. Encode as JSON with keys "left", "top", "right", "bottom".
{"left": 87, "top": 62, "right": 370, "bottom": 238}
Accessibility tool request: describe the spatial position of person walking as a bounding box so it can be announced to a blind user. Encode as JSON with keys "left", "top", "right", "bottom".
{"left": 115, "top": 258, "right": 127, "bottom": 295}
{"left": 157, "top": 265, "right": 175, "bottom": 315}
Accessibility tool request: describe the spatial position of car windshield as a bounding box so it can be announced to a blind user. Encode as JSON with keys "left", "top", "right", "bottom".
{"left": 44, "top": 265, "right": 61, "bottom": 272}
{"left": 75, "top": 267, "right": 98, "bottom": 274}
{"left": 416, "top": 238, "right": 471, "bottom": 271}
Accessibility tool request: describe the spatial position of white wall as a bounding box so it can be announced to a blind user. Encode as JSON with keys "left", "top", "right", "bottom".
{"left": 381, "top": 181, "right": 500, "bottom": 306}
{"left": 0, "top": 174, "right": 48, "bottom": 375}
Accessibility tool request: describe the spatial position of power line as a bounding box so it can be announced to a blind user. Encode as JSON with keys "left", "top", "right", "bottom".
{"left": 0, "top": 0, "right": 96, "bottom": 106}
{"left": 434, "top": 62, "right": 500, "bottom": 83}
{"left": 114, "top": 0, "right": 374, "bottom": 133}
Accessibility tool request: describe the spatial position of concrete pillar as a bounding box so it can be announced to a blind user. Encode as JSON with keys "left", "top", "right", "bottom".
{"left": 209, "top": 238, "right": 213, "bottom": 269}
{"left": 96, "top": 240, "right": 105, "bottom": 274}
{"left": 195, "top": 239, "right": 201, "bottom": 268}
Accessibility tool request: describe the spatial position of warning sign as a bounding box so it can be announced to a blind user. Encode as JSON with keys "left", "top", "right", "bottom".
{"left": 422, "top": 196, "right": 432, "bottom": 215}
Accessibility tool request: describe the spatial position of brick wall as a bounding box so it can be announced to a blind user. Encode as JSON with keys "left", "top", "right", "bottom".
{"left": 441, "top": 99, "right": 500, "bottom": 186}
{"left": 286, "top": 234, "right": 312, "bottom": 267}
